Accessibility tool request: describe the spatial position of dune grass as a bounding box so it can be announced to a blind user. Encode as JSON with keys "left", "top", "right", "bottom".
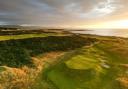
{"left": 0, "top": 31, "right": 128, "bottom": 89}
{"left": 42, "top": 38, "right": 128, "bottom": 89}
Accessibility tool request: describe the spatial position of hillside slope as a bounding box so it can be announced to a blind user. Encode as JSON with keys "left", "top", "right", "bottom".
{"left": 39, "top": 36, "right": 128, "bottom": 89}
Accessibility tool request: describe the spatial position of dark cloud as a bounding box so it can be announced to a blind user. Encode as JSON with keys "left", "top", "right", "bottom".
{"left": 0, "top": 0, "right": 127, "bottom": 26}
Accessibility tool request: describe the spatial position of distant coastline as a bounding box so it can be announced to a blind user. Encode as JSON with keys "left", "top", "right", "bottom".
{"left": 69, "top": 29, "right": 128, "bottom": 38}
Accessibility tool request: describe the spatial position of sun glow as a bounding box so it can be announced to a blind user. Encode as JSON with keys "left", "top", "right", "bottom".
{"left": 85, "top": 20, "right": 128, "bottom": 29}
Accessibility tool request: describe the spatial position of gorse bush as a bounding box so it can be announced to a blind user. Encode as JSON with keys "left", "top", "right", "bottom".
{"left": 20, "top": 35, "right": 96, "bottom": 55}
{"left": 0, "top": 35, "right": 97, "bottom": 67}
{"left": 0, "top": 41, "right": 32, "bottom": 67}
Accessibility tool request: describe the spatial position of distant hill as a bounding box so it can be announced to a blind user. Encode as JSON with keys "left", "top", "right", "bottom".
{"left": 0, "top": 25, "right": 22, "bottom": 28}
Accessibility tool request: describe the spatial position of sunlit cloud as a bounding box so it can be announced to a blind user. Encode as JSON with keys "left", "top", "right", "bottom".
{"left": 0, "top": 0, "right": 127, "bottom": 28}
{"left": 82, "top": 20, "right": 128, "bottom": 29}
{"left": 80, "top": 0, "right": 121, "bottom": 18}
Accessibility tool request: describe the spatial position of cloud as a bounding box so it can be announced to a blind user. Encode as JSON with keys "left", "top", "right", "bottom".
{"left": 0, "top": 0, "right": 127, "bottom": 26}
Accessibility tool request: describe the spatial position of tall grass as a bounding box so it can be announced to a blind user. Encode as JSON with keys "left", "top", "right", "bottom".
{"left": 0, "top": 34, "right": 97, "bottom": 89}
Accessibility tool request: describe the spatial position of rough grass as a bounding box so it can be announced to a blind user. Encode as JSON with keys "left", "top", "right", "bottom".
{"left": 0, "top": 33, "right": 97, "bottom": 89}
{"left": 0, "top": 52, "right": 64, "bottom": 89}
{"left": 43, "top": 37, "right": 128, "bottom": 89}
{"left": 0, "top": 31, "right": 128, "bottom": 89}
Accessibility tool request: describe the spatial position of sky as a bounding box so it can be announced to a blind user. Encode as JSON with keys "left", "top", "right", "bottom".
{"left": 0, "top": 0, "right": 128, "bottom": 28}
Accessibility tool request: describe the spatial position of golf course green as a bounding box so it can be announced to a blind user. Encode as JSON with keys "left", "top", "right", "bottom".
{"left": 38, "top": 36, "right": 128, "bottom": 89}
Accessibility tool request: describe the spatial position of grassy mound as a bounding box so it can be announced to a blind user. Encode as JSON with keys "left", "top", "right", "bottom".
{"left": 44, "top": 38, "right": 128, "bottom": 89}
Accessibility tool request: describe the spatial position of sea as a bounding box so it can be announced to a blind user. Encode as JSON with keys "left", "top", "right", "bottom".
{"left": 70, "top": 29, "right": 128, "bottom": 38}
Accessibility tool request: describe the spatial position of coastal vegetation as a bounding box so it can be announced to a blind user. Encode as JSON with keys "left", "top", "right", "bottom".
{"left": 0, "top": 29, "right": 128, "bottom": 89}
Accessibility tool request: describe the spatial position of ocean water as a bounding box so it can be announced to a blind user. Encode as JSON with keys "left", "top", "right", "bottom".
{"left": 70, "top": 29, "right": 128, "bottom": 38}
